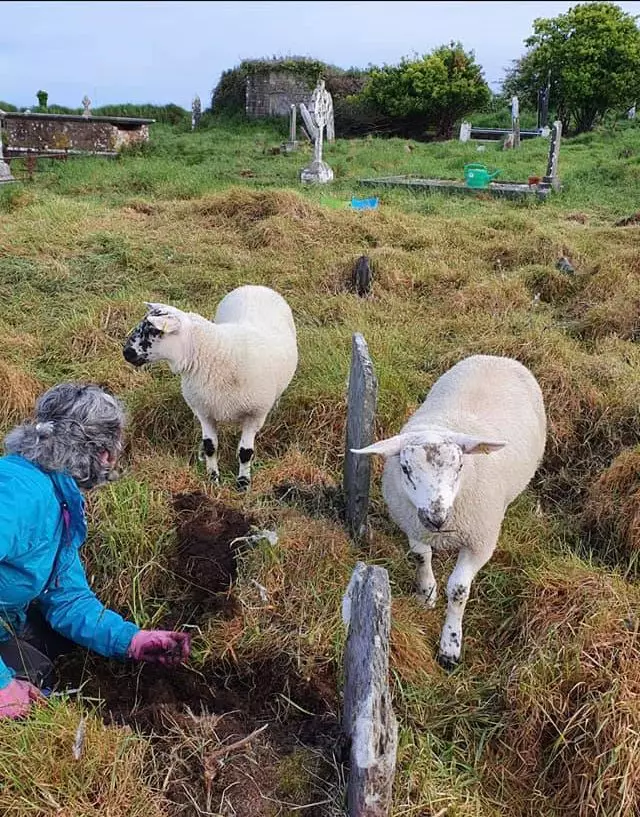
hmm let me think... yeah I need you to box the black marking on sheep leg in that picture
[203,438,216,457]
[238,447,254,464]
[436,651,459,672]
[236,476,251,492]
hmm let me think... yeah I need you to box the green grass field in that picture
[1,117,640,816]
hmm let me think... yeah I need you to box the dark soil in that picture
[162,491,256,625]
[55,492,344,815]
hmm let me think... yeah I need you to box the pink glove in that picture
[127,630,191,666]
[0,679,43,719]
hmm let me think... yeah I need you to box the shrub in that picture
[361,42,491,139]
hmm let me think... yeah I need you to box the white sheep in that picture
[123,284,298,490]
[352,354,546,669]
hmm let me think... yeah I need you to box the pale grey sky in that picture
[2,1,640,109]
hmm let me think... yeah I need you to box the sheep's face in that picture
[123,304,184,368]
[351,428,507,532]
[399,442,463,531]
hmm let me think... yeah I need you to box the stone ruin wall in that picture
[245,70,313,118]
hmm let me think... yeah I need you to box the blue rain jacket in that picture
[0,454,139,688]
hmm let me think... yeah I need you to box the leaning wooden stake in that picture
[343,333,378,540]
[342,562,398,817]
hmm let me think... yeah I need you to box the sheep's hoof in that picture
[436,651,459,672]
[236,476,251,492]
[415,587,437,609]
[208,471,220,485]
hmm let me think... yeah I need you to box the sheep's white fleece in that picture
[179,285,297,425]
[381,355,546,553]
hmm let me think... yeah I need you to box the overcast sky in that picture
[3,1,640,109]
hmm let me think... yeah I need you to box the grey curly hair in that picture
[4,383,126,489]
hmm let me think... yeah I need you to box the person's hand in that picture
[127,630,191,666]
[0,679,44,719]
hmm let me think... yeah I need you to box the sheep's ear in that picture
[450,433,507,454]
[351,434,410,457]
[147,312,181,334]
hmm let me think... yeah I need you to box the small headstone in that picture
[342,561,398,817]
[541,120,562,191]
[81,95,91,117]
[459,121,472,142]
[351,255,373,297]
[343,333,378,540]
[283,104,299,153]
[300,79,334,184]
[191,95,202,130]
[511,95,520,149]
[503,132,515,150]
[628,105,637,121]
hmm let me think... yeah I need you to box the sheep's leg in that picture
[438,547,491,671]
[236,415,266,491]
[197,416,219,483]
[409,540,437,608]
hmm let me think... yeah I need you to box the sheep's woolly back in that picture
[214,285,297,341]
[180,285,298,425]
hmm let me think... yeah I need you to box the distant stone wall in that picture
[1,113,151,157]
[246,71,313,118]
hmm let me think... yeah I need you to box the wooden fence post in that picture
[342,561,398,817]
[343,333,378,541]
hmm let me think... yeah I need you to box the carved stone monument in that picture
[283,104,299,153]
[191,95,202,130]
[0,113,15,184]
[300,79,334,184]
[81,95,92,117]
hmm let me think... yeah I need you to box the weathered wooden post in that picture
[511,95,520,149]
[342,561,398,817]
[344,333,378,541]
[540,120,562,191]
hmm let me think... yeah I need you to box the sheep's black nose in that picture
[123,346,143,366]
[418,508,446,531]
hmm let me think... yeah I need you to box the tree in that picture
[361,43,490,139]
[36,90,48,110]
[506,2,640,134]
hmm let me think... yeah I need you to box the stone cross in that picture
[82,95,91,117]
[0,112,16,184]
[300,79,334,183]
[541,120,562,191]
[191,95,202,130]
[343,333,378,540]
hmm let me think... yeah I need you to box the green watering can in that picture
[464,163,500,189]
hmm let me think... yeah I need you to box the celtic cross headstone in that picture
[300,79,334,184]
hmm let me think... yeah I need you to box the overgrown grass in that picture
[1,118,640,815]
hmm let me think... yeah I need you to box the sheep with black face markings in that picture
[352,354,546,669]
[123,284,297,490]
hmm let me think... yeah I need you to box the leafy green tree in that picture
[505,2,640,133]
[36,90,48,110]
[361,43,490,139]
